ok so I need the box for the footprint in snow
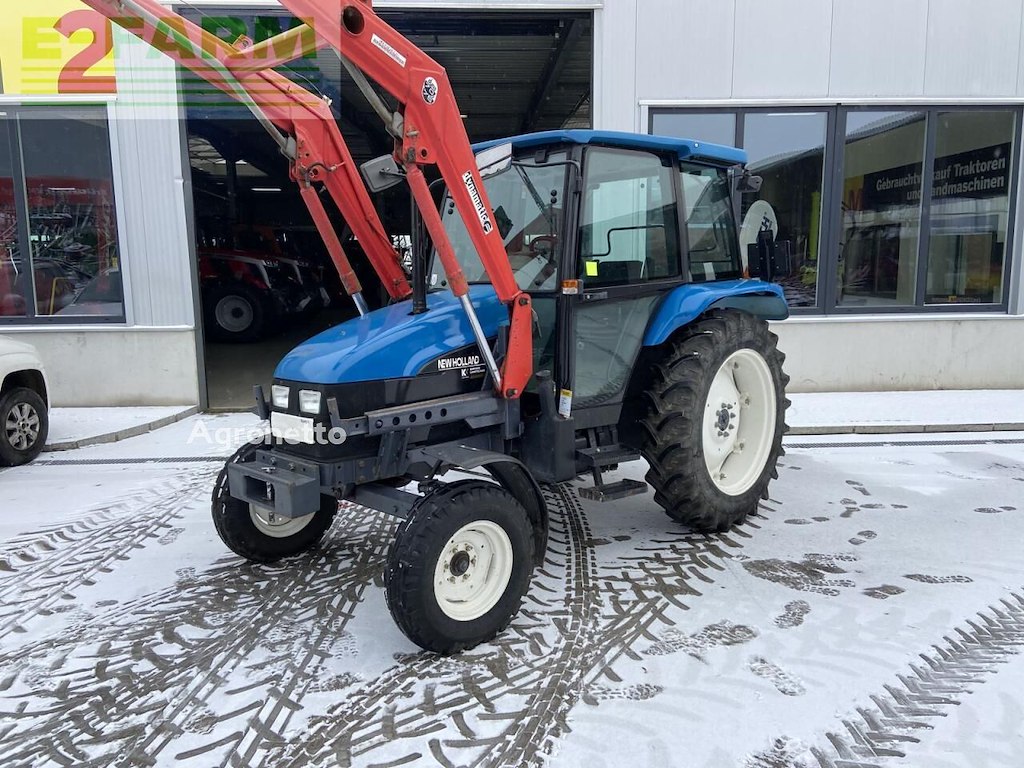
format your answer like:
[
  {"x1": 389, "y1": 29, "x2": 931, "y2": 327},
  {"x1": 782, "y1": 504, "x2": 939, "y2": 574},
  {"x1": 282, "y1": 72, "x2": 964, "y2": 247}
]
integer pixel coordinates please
[
  {"x1": 862, "y1": 584, "x2": 905, "y2": 599},
  {"x1": 845, "y1": 480, "x2": 872, "y2": 496},
  {"x1": 774, "y1": 600, "x2": 810, "y2": 629},
  {"x1": 849, "y1": 530, "x2": 877, "y2": 545},
  {"x1": 583, "y1": 683, "x2": 663, "y2": 706},
  {"x1": 742, "y1": 553, "x2": 857, "y2": 596},
  {"x1": 644, "y1": 620, "x2": 757, "y2": 659},
  {"x1": 748, "y1": 656, "x2": 806, "y2": 696},
  {"x1": 905, "y1": 573, "x2": 973, "y2": 584}
]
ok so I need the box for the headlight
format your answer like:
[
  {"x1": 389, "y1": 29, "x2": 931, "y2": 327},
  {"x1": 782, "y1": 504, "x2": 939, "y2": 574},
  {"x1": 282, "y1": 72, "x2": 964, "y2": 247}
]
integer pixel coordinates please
[
  {"x1": 298, "y1": 389, "x2": 322, "y2": 414},
  {"x1": 271, "y1": 385, "x2": 290, "y2": 409}
]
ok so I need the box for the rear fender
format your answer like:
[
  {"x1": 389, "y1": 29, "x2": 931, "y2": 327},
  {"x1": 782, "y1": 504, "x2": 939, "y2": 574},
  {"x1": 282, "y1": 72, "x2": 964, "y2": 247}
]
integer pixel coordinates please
[{"x1": 643, "y1": 279, "x2": 788, "y2": 347}]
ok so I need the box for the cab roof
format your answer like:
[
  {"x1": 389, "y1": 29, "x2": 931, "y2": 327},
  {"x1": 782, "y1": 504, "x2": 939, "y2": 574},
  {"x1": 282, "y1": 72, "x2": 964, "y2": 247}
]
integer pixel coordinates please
[{"x1": 473, "y1": 129, "x2": 747, "y2": 166}]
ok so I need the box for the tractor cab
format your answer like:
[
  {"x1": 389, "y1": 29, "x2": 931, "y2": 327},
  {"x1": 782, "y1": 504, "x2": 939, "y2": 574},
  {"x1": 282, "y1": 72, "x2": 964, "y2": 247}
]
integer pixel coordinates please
[{"x1": 423, "y1": 131, "x2": 786, "y2": 480}]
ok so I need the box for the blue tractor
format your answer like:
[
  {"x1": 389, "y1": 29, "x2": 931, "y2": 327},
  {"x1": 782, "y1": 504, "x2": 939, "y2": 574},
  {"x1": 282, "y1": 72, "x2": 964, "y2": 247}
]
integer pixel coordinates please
[
  {"x1": 88, "y1": 0, "x2": 789, "y2": 654},
  {"x1": 215, "y1": 130, "x2": 790, "y2": 653}
]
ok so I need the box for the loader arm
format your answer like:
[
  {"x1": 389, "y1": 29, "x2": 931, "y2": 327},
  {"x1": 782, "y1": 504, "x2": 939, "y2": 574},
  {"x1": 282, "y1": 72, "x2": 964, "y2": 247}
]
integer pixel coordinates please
[
  {"x1": 79, "y1": 0, "x2": 410, "y2": 311},
  {"x1": 83, "y1": 0, "x2": 533, "y2": 398}
]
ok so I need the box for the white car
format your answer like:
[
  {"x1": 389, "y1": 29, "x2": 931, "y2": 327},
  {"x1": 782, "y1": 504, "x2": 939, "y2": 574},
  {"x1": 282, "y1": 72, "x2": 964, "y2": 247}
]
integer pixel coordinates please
[{"x1": 0, "y1": 336, "x2": 49, "y2": 465}]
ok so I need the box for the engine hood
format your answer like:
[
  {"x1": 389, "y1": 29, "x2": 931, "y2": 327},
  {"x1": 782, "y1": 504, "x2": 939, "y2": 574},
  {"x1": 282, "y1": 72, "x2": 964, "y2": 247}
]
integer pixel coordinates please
[{"x1": 275, "y1": 285, "x2": 507, "y2": 385}]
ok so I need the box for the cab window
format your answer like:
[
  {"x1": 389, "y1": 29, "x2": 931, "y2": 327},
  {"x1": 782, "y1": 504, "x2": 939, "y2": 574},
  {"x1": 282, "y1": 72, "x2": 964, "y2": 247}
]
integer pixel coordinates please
[
  {"x1": 578, "y1": 147, "x2": 680, "y2": 286},
  {"x1": 681, "y1": 163, "x2": 742, "y2": 281},
  {"x1": 437, "y1": 152, "x2": 568, "y2": 293}
]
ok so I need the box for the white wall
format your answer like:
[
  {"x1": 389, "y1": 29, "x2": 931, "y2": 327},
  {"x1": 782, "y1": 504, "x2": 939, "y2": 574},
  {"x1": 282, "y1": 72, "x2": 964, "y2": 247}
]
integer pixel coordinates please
[
  {"x1": 774, "y1": 315, "x2": 1024, "y2": 392},
  {"x1": 112, "y1": 32, "x2": 197, "y2": 329},
  {"x1": 1, "y1": 328, "x2": 199, "y2": 406},
  {"x1": 614, "y1": 0, "x2": 1024, "y2": 104}
]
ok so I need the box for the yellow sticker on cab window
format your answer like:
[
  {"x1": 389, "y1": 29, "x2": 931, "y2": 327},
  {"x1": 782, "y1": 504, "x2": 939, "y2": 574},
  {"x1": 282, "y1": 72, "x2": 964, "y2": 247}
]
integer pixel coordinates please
[{"x1": 584, "y1": 260, "x2": 598, "y2": 277}]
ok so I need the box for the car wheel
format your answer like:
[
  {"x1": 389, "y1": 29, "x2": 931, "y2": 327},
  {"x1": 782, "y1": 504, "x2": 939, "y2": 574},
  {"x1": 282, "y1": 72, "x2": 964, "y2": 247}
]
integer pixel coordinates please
[{"x1": 0, "y1": 386, "x2": 49, "y2": 466}]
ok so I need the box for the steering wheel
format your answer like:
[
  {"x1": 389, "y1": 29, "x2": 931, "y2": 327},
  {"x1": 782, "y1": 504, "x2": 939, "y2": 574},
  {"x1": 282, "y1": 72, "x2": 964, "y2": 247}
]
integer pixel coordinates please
[{"x1": 529, "y1": 235, "x2": 558, "y2": 258}]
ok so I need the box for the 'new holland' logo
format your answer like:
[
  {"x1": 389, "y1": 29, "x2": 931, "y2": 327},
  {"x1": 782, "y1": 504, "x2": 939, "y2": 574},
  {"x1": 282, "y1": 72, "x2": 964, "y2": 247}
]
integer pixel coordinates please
[
  {"x1": 462, "y1": 172, "x2": 493, "y2": 235},
  {"x1": 437, "y1": 354, "x2": 482, "y2": 371}
]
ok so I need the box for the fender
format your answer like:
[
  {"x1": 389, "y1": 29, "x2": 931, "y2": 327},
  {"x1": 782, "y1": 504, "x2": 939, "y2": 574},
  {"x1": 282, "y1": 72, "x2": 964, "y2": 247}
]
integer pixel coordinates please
[
  {"x1": 643, "y1": 279, "x2": 788, "y2": 347},
  {"x1": 410, "y1": 442, "x2": 548, "y2": 566},
  {"x1": 0, "y1": 350, "x2": 49, "y2": 405}
]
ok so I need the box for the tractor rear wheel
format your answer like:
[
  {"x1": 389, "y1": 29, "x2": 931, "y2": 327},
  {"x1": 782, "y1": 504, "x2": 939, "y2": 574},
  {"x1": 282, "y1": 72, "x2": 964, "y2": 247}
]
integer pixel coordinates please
[
  {"x1": 384, "y1": 481, "x2": 534, "y2": 654},
  {"x1": 640, "y1": 310, "x2": 788, "y2": 532},
  {"x1": 211, "y1": 443, "x2": 338, "y2": 562},
  {"x1": 203, "y1": 282, "x2": 268, "y2": 343}
]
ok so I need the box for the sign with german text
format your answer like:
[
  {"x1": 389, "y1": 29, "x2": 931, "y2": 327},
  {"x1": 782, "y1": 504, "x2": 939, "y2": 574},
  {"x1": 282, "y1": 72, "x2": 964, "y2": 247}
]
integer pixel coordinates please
[{"x1": 859, "y1": 143, "x2": 1011, "y2": 210}]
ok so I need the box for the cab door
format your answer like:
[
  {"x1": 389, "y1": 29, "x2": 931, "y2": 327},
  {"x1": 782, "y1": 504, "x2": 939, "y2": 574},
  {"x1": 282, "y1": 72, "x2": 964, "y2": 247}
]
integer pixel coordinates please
[{"x1": 564, "y1": 146, "x2": 683, "y2": 415}]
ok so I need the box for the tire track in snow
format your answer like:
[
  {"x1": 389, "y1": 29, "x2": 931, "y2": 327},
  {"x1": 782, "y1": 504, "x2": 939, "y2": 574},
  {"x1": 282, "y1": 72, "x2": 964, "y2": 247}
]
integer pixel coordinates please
[
  {"x1": 0, "y1": 503, "x2": 397, "y2": 768},
  {"x1": 269, "y1": 487, "x2": 761, "y2": 768},
  {"x1": 745, "y1": 591, "x2": 1024, "y2": 768},
  {"x1": 211, "y1": 505, "x2": 397, "y2": 768},
  {"x1": 0, "y1": 466, "x2": 217, "y2": 641},
  {"x1": 267, "y1": 482, "x2": 599, "y2": 768}
]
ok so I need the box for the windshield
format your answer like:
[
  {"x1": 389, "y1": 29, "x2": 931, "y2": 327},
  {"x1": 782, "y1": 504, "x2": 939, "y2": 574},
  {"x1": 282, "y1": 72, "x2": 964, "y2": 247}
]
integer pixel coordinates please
[{"x1": 432, "y1": 152, "x2": 569, "y2": 292}]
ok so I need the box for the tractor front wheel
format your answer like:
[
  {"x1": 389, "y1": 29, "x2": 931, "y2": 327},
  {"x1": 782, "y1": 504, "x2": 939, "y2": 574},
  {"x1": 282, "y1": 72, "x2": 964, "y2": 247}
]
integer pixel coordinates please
[
  {"x1": 211, "y1": 444, "x2": 338, "y2": 562},
  {"x1": 641, "y1": 310, "x2": 788, "y2": 532},
  {"x1": 384, "y1": 481, "x2": 534, "y2": 653}
]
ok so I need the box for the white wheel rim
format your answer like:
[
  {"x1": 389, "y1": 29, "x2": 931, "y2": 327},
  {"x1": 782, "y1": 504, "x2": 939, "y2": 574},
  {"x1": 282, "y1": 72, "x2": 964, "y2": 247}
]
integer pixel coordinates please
[
  {"x1": 702, "y1": 348, "x2": 777, "y2": 496},
  {"x1": 216, "y1": 295, "x2": 254, "y2": 333},
  {"x1": 432, "y1": 520, "x2": 514, "y2": 622},
  {"x1": 5, "y1": 402, "x2": 41, "y2": 451},
  {"x1": 249, "y1": 504, "x2": 315, "y2": 538}
]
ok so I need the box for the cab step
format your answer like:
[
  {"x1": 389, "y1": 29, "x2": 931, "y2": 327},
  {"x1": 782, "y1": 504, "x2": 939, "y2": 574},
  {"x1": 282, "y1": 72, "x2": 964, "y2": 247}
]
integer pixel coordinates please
[
  {"x1": 576, "y1": 444, "x2": 641, "y2": 468},
  {"x1": 579, "y1": 478, "x2": 648, "y2": 502}
]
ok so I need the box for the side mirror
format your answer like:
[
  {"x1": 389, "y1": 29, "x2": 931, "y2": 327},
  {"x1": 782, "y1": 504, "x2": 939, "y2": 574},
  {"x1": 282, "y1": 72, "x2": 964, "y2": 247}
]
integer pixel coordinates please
[
  {"x1": 734, "y1": 169, "x2": 763, "y2": 194},
  {"x1": 475, "y1": 142, "x2": 513, "y2": 179},
  {"x1": 360, "y1": 154, "x2": 404, "y2": 193}
]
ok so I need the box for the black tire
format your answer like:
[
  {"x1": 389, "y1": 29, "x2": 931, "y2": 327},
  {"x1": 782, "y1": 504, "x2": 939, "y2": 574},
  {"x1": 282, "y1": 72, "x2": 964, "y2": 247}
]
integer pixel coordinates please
[
  {"x1": 384, "y1": 480, "x2": 534, "y2": 654},
  {"x1": 640, "y1": 310, "x2": 789, "y2": 533},
  {"x1": 0, "y1": 386, "x2": 48, "y2": 466},
  {"x1": 203, "y1": 282, "x2": 269, "y2": 343},
  {"x1": 211, "y1": 443, "x2": 338, "y2": 562}
]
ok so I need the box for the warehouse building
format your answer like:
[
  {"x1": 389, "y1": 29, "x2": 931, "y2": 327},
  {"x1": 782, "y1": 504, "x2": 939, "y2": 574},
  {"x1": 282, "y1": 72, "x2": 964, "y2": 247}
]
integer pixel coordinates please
[{"x1": 1, "y1": 0, "x2": 1022, "y2": 407}]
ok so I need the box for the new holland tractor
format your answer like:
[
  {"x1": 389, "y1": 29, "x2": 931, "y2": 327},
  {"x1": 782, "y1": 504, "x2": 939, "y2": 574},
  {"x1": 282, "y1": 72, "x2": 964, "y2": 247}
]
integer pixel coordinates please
[{"x1": 89, "y1": 0, "x2": 790, "y2": 653}]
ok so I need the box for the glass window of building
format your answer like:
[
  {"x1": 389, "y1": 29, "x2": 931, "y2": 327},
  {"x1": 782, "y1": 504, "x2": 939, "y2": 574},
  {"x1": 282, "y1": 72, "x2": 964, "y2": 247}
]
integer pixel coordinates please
[
  {"x1": 681, "y1": 163, "x2": 741, "y2": 282},
  {"x1": 578, "y1": 147, "x2": 680, "y2": 286},
  {"x1": 741, "y1": 112, "x2": 828, "y2": 308},
  {"x1": 652, "y1": 105, "x2": 1020, "y2": 314},
  {"x1": 0, "y1": 117, "x2": 25, "y2": 318},
  {"x1": 16, "y1": 108, "x2": 124, "y2": 320},
  {"x1": 925, "y1": 110, "x2": 1016, "y2": 305},
  {"x1": 838, "y1": 110, "x2": 926, "y2": 308},
  {"x1": 651, "y1": 111, "x2": 736, "y2": 147}
]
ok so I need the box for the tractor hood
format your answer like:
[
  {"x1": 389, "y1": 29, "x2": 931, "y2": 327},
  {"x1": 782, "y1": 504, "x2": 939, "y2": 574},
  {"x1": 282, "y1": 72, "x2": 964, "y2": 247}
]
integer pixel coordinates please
[{"x1": 275, "y1": 285, "x2": 507, "y2": 385}]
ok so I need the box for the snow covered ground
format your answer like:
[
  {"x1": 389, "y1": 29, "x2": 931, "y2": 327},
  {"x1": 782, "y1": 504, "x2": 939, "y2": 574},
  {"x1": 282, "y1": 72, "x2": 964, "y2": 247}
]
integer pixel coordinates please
[
  {"x1": 1, "y1": 414, "x2": 1023, "y2": 767},
  {"x1": 45, "y1": 406, "x2": 195, "y2": 449}
]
